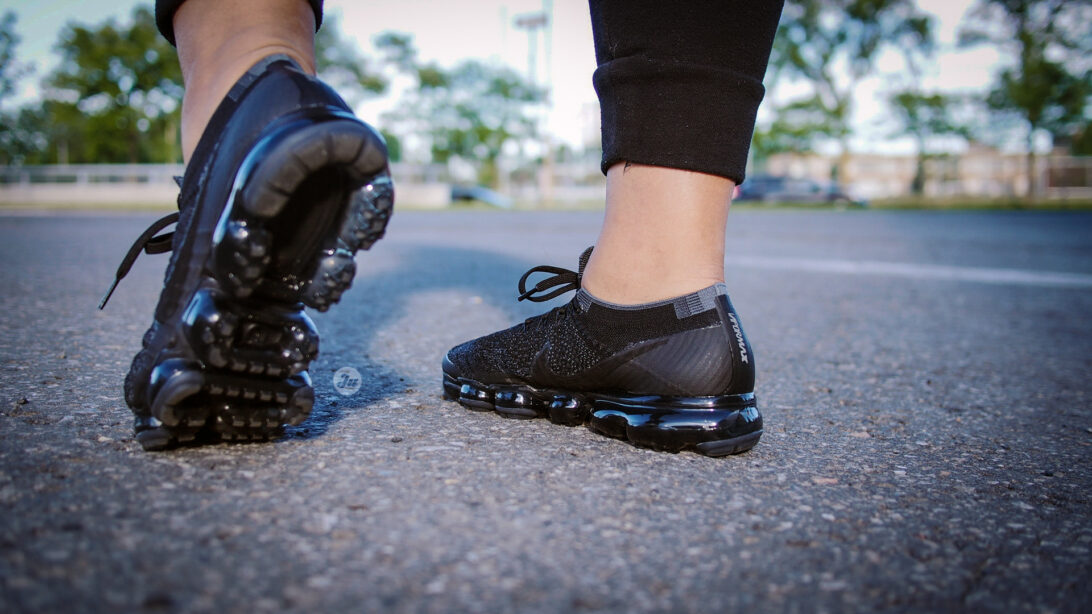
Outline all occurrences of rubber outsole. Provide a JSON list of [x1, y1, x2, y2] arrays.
[[441, 372, 763, 457], [134, 115, 392, 450]]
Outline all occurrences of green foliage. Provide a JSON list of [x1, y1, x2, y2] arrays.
[[889, 93, 968, 143], [1, 4, 184, 164], [888, 91, 971, 193], [315, 14, 386, 106], [1070, 124, 1092, 156], [373, 32, 417, 73], [2, 105, 51, 165], [754, 95, 847, 157], [959, 0, 1091, 198], [1, 11, 31, 165], [424, 61, 541, 186], [379, 34, 544, 186], [960, 0, 1092, 153], [38, 5, 184, 163], [759, 0, 935, 169], [1, 10, 27, 103], [379, 129, 402, 163]]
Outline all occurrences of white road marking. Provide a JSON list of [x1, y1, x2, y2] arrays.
[[732, 256, 1092, 289]]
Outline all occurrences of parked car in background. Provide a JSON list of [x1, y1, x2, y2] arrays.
[[450, 185, 513, 209], [737, 174, 866, 207]]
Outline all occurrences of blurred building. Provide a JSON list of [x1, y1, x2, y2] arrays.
[[761, 145, 1092, 201]]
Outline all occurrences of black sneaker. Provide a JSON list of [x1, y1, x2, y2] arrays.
[[442, 248, 762, 457], [101, 55, 393, 450]]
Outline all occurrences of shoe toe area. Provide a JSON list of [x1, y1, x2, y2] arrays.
[[441, 353, 461, 378]]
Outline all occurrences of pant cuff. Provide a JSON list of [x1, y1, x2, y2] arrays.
[[594, 56, 766, 185]]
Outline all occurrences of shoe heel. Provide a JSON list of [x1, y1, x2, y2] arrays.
[[238, 117, 388, 219], [587, 396, 763, 456], [212, 115, 394, 309], [145, 358, 211, 433]]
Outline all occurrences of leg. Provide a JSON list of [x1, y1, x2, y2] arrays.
[[441, 0, 784, 457], [173, 0, 318, 162], [105, 0, 393, 450], [581, 164, 733, 303], [581, 0, 783, 304]]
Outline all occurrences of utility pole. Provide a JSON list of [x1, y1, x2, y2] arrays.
[[513, 11, 547, 87], [514, 2, 553, 206]]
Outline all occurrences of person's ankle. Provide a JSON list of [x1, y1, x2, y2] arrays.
[[174, 0, 317, 161], [179, 47, 313, 161], [580, 263, 725, 305]]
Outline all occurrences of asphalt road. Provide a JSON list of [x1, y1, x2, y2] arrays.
[[1, 208, 1091, 613]]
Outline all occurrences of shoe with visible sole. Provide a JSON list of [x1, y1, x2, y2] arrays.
[[442, 248, 761, 457], [102, 55, 393, 450]]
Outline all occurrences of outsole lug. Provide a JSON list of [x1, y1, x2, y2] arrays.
[[213, 221, 272, 299], [303, 249, 357, 311], [182, 289, 319, 379]]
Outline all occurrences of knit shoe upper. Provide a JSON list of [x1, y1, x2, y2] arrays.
[[442, 248, 762, 457]]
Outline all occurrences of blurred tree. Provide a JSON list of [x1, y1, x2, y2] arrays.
[[378, 129, 402, 163], [960, 0, 1092, 197], [314, 14, 386, 107], [373, 31, 417, 73], [1, 106, 53, 166], [1, 10, 34, 165], [1070, 124, 1092, 156], [378, 34, 543, 187], [33, 5, 183, 163], [752, 96, 842, 159], [889, 91, 971, 194], [4, 8, 389, 165], [761, 0, 934, 181], [1, 11, 28, 104]]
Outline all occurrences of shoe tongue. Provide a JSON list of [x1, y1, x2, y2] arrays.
[[577, 246, 594, 275]]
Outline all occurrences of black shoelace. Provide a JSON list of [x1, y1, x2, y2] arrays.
[[98, 212, 179, 309], [516, 246, 594, 302]]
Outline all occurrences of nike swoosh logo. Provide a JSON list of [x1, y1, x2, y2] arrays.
[[528, 336, 671, 389]]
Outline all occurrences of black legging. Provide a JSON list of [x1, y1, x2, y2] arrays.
[[155, 0, 783, 184]]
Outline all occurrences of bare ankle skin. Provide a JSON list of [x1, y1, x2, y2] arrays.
[[580, 162, 735, 304], [174, 0, 317, 162]]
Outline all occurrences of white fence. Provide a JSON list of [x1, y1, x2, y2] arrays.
[[0, 164, 185, 206], [0, 162, 609, 207], [0, 163, 458, 207], [6, 154, 1088, 206]]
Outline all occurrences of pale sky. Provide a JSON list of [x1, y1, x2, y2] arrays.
[[2, 0, 1003, 154]]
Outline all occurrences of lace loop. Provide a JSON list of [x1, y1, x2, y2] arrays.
[[518, 265, 580, 302], [98, 212, 180, 310], [515, 246, 594, 302]]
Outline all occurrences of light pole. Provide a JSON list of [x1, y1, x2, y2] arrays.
[[514, 3, 553, 205]]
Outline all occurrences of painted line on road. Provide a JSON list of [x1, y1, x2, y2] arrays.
[[732, 256, 1092, 289]]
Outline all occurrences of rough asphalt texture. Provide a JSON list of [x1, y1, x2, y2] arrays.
[[1, 208, 1090, 613]]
